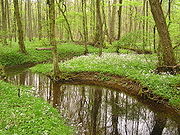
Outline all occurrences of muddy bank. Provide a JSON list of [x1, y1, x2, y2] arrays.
[[50, 71, 180, 120]]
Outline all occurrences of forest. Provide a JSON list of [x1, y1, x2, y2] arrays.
[[0, 0, 180, 135]]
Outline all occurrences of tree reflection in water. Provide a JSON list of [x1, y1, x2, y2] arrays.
[[150, 114, 167, 135], [6, 71, 180, 135]]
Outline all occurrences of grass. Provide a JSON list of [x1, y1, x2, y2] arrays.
[[0, 39, 133, 67], [0, 80, 74, 135], [31, 53, 180, 108]]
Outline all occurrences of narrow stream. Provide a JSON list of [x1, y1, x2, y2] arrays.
[[3, 66, 180, 135]]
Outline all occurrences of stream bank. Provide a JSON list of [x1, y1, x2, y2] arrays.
[[0, 66, 74, 134], [4, 67, 180, 135], [31, 53, 180, 110], [52, 71, 180, 116]]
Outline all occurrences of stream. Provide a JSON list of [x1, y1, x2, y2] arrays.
[[3, 65, 180, 135]]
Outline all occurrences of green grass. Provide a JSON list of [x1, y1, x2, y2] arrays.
[[0, 39, 133, 67], [31, 53, 180, 108], [0, 80, 74, 135]]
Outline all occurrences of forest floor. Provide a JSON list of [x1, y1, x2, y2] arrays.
[[0, 40, 132, 67], [31, 53, 180, 112], [0, 80, 74, 134], [0, 40, 133, 134], [0, 40, 180, 133]]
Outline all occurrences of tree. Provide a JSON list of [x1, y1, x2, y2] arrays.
[[149, 0, 176, 66], [48, 0, 60, 76], [109, 0, 117, 43], [116, 0, 123, 53], [95, 0, 103, 56], [27, 0, 33, 41], [1, 0, 7, 45], [117, 0, 123, 40], [81, 0, 88, 54], [57, 0, 74, 42], [37, 0, 42, 40], [13, 0, 27, 54]]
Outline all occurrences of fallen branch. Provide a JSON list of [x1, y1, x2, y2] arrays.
[[36, 48, 53, 50]]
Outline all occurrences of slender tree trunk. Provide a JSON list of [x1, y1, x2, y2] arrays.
[[146, 0, 149, 47], [28, 0, 33, 41], [95, 0, 103, 56], [129, 0, 133, 32], [117, 0, 123, 40], [108, 0, 111, 39], [149, 0, 176, 66], [116, 0, 123, 53], [142, 0, 146, 49], [46, 4, 50, 38], [153, 26, 156, 53], [90, 0, 95, 41], [82, 0, 88, 54], [1, 0, 7, 45], [5, 0, 11, 42], [24, 1, 27, 40], [57, 1, 74, 41], [48, 0, 60, 76], [109, 0, 117, 42], [37, 0, 42, 40], [13, 9, 17, 42], [102, 0, 110, 43], [13, 0, 27, 54]]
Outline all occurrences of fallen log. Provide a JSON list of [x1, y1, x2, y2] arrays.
[[35, 48, 53, 50]]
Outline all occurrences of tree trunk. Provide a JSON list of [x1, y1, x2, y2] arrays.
[[28, 0, 33, 41], [95, 0, 103, 56], [129, 0, 133, 32], [48, 0, 60, 77], [37, 0, 42, 40], [109, 0, 117, 42], [81, 0, 88, 54], [102, 0, 110, 43], [57, 1, 74, 41], [149, 0, 176, 66], [1, 0, 8, 45], [5, 0, 12, 42], [142, 0, 146, 49], [116, 0, 123, 53], [117, 0, 123, 40], [13, 0, 27, 54]]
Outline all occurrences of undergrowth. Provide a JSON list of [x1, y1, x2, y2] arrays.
[[0, 80, 73, 135], [31, 53, 180, 108], [0, 40, 133, 66]]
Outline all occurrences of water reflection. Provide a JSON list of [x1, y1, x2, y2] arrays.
[[5, 70, 180, 135], [150, 114, 167, 135]]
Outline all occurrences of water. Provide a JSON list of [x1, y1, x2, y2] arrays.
[[3, 66, 180, 135]]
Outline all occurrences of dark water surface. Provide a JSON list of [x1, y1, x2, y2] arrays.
[[3, 66, 180, 135]]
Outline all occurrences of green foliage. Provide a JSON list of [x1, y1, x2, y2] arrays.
[[115, 0, 142, 7], [169, 5, 180, 45], [0, 40, 129, 66], [114, 30, 155, 51], [30, 64, 53, 74], [31, 53, 180, 108], [115, 31, 143, 48], [0, 80, 73, 135]]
